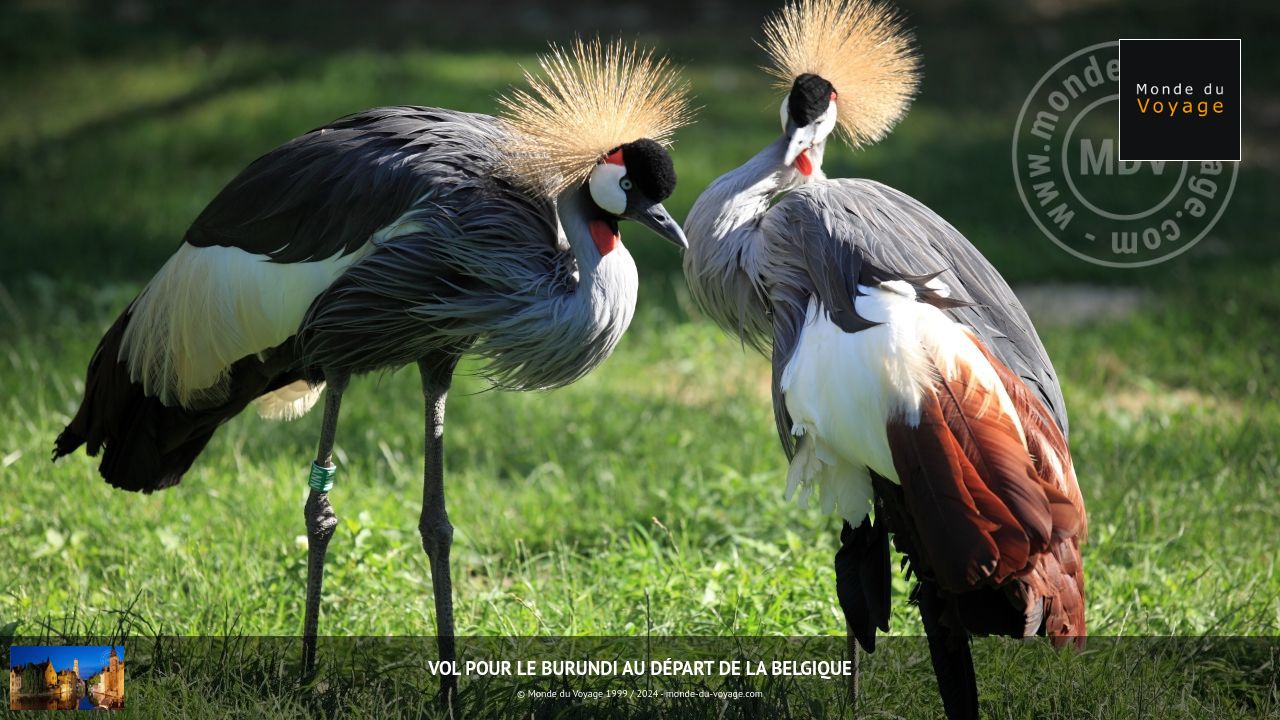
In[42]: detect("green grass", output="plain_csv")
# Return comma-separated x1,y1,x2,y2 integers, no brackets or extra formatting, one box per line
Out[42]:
2,2,1279,717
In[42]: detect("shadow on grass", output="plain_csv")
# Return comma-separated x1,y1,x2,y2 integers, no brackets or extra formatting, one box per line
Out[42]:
17,55,314,160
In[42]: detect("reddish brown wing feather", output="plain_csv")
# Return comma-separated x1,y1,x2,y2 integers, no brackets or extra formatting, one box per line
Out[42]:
889,365,1043,590
887,333,1087,641
969,334,1087,641
936,377,1051,571
887,404,1001,590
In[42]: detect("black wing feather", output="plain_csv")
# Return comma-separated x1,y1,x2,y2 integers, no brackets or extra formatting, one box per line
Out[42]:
184,106,504,263
835,517,892,651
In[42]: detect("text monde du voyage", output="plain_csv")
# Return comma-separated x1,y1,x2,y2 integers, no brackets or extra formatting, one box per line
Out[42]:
1134,82,1229,118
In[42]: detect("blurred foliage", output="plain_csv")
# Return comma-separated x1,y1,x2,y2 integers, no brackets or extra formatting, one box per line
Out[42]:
1,0,1277,295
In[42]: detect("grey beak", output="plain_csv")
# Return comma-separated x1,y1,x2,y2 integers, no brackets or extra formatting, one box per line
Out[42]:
784,123,819,166
625,200,688,249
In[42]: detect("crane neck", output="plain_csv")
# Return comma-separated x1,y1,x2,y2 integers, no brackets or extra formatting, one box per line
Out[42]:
556,184,638,304
438,183,638,393
541,183,638,377
684,134,809,344
688,134,804,238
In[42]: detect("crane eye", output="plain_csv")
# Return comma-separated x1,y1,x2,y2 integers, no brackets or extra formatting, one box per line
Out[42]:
620,178,633,191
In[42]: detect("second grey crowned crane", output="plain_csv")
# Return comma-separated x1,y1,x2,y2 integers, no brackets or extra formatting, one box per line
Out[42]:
684,1,1087,717
54,40,690,705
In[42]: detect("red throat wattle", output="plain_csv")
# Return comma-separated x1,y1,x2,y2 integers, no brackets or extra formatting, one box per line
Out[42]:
589,220,619,255
794,149,813,177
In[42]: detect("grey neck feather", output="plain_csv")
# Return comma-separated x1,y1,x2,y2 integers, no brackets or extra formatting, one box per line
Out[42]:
473,184,638,390
684,134,813,350
557,183,639,344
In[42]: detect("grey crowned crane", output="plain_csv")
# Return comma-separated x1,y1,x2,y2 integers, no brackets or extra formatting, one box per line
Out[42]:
53,40,690,704
683,0,1087,717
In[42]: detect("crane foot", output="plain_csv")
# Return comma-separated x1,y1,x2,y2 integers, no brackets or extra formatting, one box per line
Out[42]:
420,515,457,712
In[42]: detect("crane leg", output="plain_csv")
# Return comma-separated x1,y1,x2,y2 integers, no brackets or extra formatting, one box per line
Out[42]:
419,358,459,712
301,371,349,680
917,581,978,720
845,629,860,715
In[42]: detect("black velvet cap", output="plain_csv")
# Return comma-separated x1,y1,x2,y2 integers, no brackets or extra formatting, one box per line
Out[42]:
618,139,676,201
788,73,836,127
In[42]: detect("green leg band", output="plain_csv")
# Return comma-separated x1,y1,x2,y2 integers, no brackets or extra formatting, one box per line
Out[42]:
309,461,336,492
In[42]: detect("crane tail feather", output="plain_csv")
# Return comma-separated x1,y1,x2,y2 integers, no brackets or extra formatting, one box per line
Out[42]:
834,516,891,652
54,307,293,492
54,309,207,491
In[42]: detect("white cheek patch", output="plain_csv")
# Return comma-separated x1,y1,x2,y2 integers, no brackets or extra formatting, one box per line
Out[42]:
780,95,790,132
589,163,628,215
814,103,838,142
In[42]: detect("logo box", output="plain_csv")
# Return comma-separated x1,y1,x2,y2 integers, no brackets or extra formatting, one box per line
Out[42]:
1119,39,1241,162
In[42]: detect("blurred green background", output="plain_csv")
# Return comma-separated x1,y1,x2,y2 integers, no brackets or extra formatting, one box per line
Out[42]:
2,0,1278,651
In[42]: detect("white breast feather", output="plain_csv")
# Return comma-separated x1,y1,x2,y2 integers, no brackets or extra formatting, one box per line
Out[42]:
780,283,1026,526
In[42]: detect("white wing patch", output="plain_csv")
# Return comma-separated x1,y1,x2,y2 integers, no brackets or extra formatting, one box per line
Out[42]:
120,242,370,408
780,282,1027,525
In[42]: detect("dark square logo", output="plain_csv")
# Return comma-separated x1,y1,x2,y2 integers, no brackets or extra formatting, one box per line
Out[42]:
1119,39,1240,161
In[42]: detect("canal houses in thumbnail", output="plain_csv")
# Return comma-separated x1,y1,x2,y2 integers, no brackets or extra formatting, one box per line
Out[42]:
9,645,123,710
9,657,78,700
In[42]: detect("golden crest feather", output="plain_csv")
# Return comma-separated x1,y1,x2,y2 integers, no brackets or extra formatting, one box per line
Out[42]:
498,39,691,195
762,0,919,146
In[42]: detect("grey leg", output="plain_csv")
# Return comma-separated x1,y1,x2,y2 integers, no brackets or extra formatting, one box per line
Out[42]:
418,358,459,710
846,627,861,715
301,372,349,679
